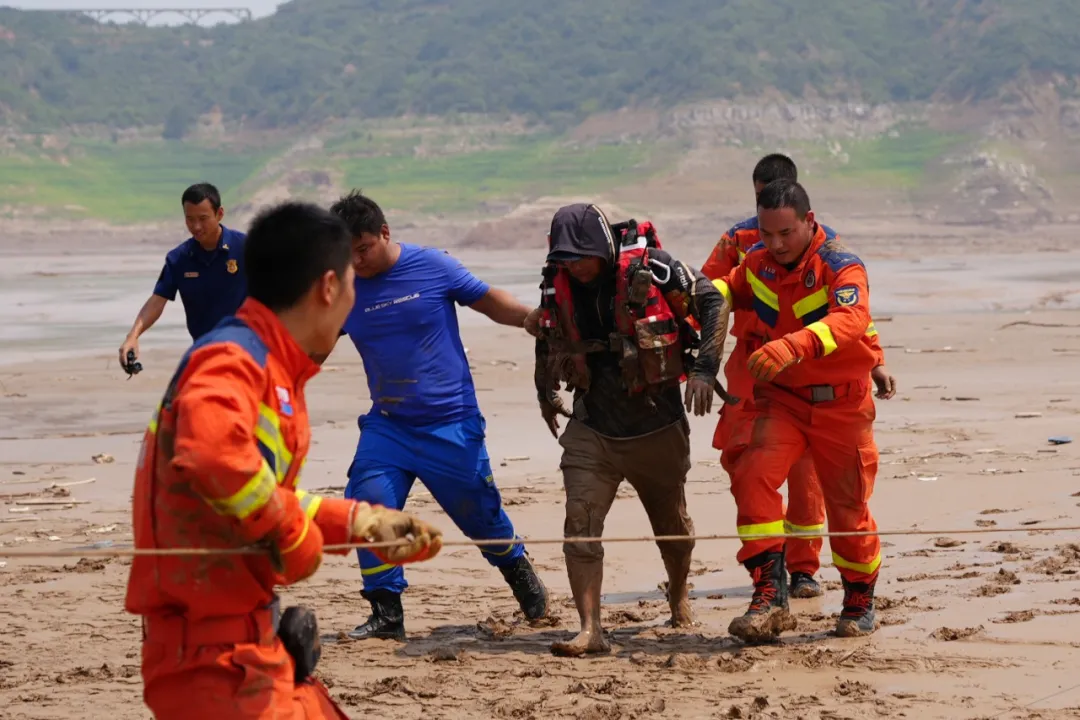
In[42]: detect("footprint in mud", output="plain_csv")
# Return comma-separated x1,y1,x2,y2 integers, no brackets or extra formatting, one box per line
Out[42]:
975,519,998,527
930,625,984,641
979,508,1019,515
971,584,1011,597
834,679,876,700
983,541,1022,554
476,616,515,639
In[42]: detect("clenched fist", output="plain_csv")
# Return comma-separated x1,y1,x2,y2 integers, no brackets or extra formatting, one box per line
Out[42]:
351,503,443,566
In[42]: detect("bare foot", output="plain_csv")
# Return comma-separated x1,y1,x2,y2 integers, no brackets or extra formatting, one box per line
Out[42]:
728,607,797,644
550,628,611,657
668,597,695,628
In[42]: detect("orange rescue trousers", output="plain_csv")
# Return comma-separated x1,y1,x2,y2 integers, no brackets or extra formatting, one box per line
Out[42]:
725,381,881,584
140,604,349,719
715,347,825,576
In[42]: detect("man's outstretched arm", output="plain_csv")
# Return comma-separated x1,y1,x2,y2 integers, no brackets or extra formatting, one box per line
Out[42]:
469,287,531,328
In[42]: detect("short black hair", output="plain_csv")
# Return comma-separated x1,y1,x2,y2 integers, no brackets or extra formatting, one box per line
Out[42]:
757,179,812,218
752,154,798,186
329,189,387,237
244,202,352,312
181,183,221,211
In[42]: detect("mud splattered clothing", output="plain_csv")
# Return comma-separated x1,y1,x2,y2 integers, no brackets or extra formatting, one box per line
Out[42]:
340,244,524,592
534,246,727,439
714,225,882,583
126,298,360,718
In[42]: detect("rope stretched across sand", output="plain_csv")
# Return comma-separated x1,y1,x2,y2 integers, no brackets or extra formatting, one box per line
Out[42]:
0,523,1071,559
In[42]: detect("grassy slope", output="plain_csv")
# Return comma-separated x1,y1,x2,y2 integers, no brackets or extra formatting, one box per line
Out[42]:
0,123,993,223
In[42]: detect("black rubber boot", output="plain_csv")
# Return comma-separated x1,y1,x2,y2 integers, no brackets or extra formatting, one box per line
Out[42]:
835,575,878,637
789,571,823,599
498,554,549,621
347,589,406,641
727,549,797,643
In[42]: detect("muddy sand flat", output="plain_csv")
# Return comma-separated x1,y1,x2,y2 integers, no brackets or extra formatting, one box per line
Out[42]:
2,238,1080,719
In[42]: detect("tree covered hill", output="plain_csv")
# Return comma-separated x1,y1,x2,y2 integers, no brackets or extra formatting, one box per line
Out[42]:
1,0,1079,132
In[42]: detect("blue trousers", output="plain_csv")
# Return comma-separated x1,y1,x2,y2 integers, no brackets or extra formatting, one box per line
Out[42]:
345,412,525,593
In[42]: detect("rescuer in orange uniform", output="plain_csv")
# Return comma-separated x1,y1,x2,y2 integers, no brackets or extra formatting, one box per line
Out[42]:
702,154,896,600
125,201,443,719
713,179,884,642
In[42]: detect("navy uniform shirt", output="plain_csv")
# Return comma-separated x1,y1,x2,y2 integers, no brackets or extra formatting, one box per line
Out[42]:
152,226,247,340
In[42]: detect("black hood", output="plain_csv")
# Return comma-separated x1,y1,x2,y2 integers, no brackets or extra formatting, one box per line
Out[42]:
547,203,616,264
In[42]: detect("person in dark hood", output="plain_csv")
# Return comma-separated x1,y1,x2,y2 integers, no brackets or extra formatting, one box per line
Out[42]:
525,203,730,657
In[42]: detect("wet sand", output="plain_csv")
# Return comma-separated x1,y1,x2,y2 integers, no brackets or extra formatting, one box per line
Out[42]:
2,235,1080,718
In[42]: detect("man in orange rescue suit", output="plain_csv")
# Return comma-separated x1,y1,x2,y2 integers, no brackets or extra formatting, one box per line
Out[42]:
702,153,896,601
527,203,728,657
125,201,442,719
714,179,883,642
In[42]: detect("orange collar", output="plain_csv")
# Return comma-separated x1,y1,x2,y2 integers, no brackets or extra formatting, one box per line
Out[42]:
783,224,827,280
236,298,319,388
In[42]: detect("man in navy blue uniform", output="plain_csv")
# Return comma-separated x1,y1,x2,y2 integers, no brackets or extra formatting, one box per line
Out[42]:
119,183,247,368
329,190,549,641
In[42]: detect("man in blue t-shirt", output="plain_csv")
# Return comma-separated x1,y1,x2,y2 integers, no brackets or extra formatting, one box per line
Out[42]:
119,183,247,370
330,190,548,640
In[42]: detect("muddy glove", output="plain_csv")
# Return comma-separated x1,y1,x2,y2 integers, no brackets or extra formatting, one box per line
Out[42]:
351,503,442,566
747,338,799,381
278,606,321,684
539,392,572,439
683,375,713,416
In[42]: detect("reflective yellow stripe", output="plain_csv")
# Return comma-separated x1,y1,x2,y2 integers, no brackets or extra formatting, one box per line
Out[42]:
281,513,310,554
737,249,746,262
148,402,162,434
361,563,395,576
785,521,825,537
806,321,838,355
792,287,828,319
736,520,786,539
865,321,878,337
746,269,779,311
712,279,732,305
832,551,882,576
256,403,294,483
295,489,322,520
206,461,276,520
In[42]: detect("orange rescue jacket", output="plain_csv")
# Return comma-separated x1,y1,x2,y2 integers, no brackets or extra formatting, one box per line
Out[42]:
703,217,885,368
714,224,880,389
125,298,359,621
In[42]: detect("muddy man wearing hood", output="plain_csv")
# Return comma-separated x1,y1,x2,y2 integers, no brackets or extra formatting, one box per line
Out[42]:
525,203,729,657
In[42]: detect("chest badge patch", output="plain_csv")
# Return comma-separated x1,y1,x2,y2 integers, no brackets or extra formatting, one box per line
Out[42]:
804,270,816,288
276,386,294,417
226,259,238,274
834,285,860,306
184,271,199,278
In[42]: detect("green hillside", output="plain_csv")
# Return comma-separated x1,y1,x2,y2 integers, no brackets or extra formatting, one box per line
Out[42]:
2,0,1079,131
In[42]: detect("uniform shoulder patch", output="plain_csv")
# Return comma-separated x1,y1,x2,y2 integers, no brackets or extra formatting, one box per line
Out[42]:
817,240,864,273
834,285,860,307
820,224,839,241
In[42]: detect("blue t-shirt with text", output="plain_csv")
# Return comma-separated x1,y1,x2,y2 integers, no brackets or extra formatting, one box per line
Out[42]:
341,244,490,426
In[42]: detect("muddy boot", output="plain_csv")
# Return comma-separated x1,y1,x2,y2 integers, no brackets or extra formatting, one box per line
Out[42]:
728,550,798,643
835,575,877,637
347,589,406,641
499,554,549,621
789,571,823,599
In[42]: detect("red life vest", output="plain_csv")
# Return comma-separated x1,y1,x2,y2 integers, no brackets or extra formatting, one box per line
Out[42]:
539,219,689,394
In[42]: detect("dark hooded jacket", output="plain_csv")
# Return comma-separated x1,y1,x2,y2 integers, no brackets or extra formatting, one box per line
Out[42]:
535,203,728,439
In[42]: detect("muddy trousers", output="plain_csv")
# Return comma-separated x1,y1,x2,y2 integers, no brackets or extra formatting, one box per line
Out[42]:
346,412,524,593
140,609,349,719
559,418,695,580
714,345,825,575
727,383,881,584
